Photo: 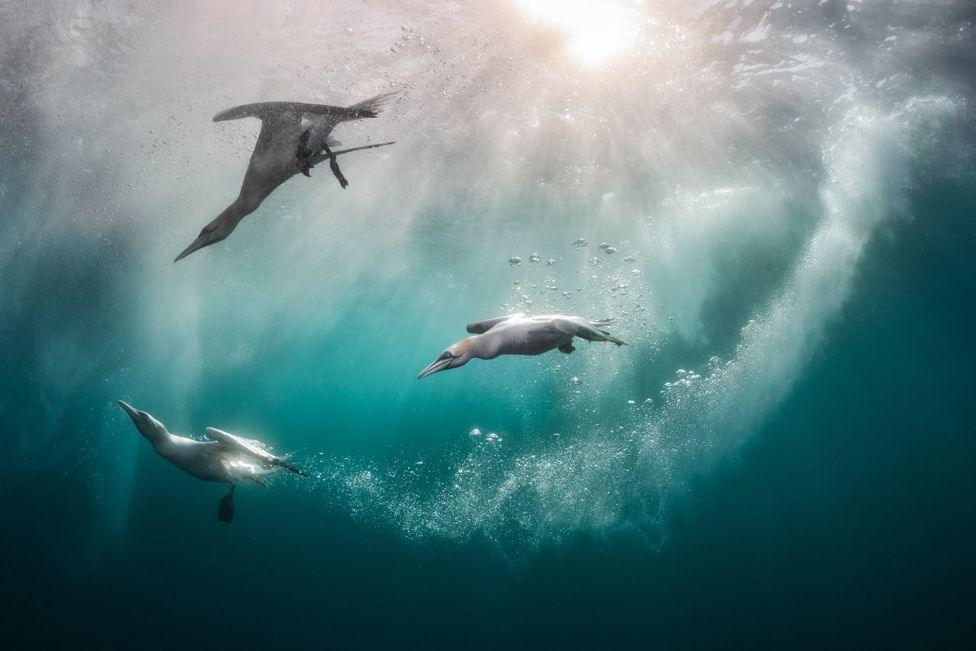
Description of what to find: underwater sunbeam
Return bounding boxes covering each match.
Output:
[2,0,975,645]
[313,98,958,551]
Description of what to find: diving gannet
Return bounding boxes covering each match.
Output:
[174,90,399,262]
[418,313,627,378]
[118,401,307,522]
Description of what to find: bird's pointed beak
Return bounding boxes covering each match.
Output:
[118,400,167,443]
[118,400,149,434]
[174,232,213,262]
[418,357,452,379]
[118,400,139,420]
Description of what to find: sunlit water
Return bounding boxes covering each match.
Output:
[2,0,974,646]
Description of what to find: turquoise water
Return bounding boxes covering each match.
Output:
[2,1,975,647]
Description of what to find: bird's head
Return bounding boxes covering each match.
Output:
[118,401,169,444]
[418,338,476,379]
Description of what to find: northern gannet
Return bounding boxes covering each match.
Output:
[418,314,627,378]
[174,91,399,261]
[118,401,307,523]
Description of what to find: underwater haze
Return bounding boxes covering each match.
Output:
[2,0,975,647]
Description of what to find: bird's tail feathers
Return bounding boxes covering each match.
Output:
[599,331,628,346]
[589,318,626,345]
[346,90,402,118]
[275,458,310,478]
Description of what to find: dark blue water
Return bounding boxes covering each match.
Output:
[2,1,975,648]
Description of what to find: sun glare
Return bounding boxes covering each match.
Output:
[515,0,640,65]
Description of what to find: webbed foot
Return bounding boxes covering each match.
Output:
[322,143,349,189]
[217,484,236,523]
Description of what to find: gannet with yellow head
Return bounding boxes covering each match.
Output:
[118,401,307,522]
[418,313,627,378]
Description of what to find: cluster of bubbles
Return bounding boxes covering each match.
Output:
[468,427,502,443]
[498,237,653,340]
[302,92,958,555]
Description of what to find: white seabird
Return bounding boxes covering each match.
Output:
[118,401,307,523]
[418,313,627,378]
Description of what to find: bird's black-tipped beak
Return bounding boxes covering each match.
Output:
[174,232,214,262]
[118,400,139,419]
[418,357,452,379]
[117,400,167,443]
[117,401,147,432]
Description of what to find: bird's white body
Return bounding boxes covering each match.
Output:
[149,434,271,484]
[467,314,604,357]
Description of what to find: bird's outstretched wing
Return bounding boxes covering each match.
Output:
[205,427,308,476]
[466,313,526,334]
[215,91,400,130]
[214,102,362,126]
[214,102,358,162]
